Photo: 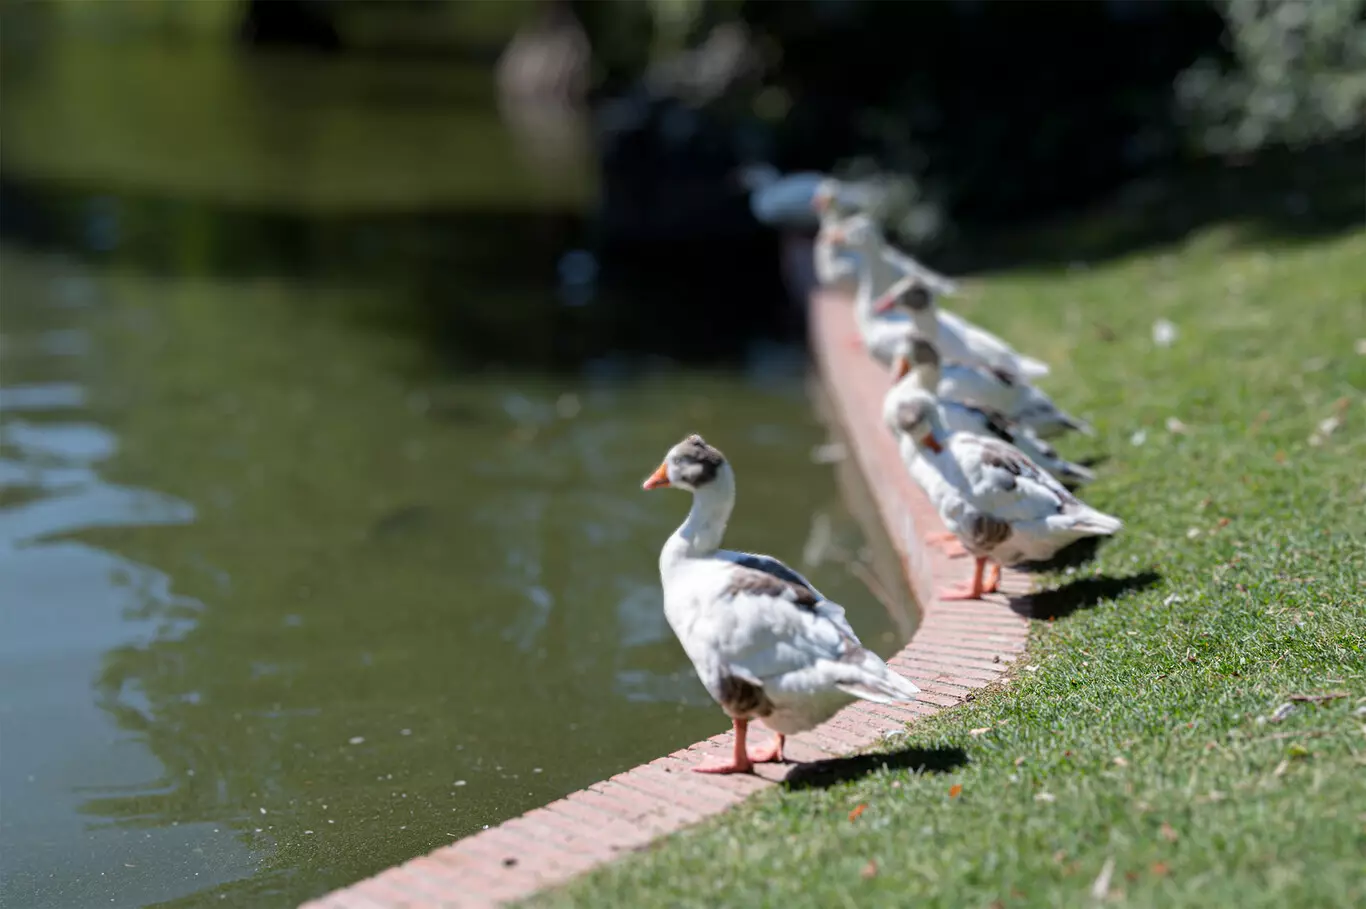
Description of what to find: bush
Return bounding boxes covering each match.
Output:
[1177,0,1366,154]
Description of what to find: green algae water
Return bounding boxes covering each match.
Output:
[0,18,916,909]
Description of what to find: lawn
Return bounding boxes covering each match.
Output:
[530,211,1366,907]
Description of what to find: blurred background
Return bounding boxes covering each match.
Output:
[0,2,1361,907]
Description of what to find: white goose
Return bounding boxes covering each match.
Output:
[886,390,1122,601]
[886,333,1095,488]
[875,280,1092,439]
[810,178,882,287]
[824,216,1050,382]
[643,434,921,773]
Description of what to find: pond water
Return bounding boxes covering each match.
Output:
[0,23,916,909]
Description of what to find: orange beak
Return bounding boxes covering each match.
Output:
[874,292,897,315]
[892,356,911,381]
[642,462,671,490]
[921,433,942,454]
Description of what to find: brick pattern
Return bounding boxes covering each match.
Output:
[302,286,1031,909]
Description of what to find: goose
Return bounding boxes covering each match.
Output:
[886,333,1096,488]
[875,280,1092,439]
[886,391,1122,601]
[825,217,1050,382]
[642,434,921,773]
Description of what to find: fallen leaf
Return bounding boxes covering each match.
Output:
[969,727,991,737]
[1014,756,1026,767]
[860,859,878,879]
[1113,756,1129,767]
[848,803,867,822]
[1159,822,1179,843]
[1288,691,1348,704]
[949,784,963,798]
[1274,449,1287,464]
[1217,517,1231,528]
[1091,857,1116,900]
[1053,850,1067,865]
[1272,759,1290,777]
[1150,862,1170,877]
[1166,416,1189,434]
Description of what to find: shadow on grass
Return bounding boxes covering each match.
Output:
[1017,536,1108,572]
[782,745,968,791]
[947,137,1366,276]
[1009,570,1161,621]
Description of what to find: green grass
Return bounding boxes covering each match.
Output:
[531,221,1366,907]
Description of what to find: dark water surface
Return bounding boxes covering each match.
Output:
[0,21,915,909]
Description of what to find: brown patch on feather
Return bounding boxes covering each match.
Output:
[717,675,773,718]
[967,513,1012,549]
[722,567,820,610]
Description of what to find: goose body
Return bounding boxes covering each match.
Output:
[643,434,920,772]
[886,391,1122,600]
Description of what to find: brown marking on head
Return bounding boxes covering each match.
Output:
[892,396,935,437]
[901,283,934,312]
[907,335,940,368]
[671,434,726,488]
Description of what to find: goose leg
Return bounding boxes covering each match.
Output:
[938,557,987,601]
[983,561,1001,594]
[694,717,754,774]
[747,732,785,764]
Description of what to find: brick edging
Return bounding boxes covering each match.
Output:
[301,286,1031,909]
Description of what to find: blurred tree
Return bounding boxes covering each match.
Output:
[237,0,341,52]
[1177,0,1366,154]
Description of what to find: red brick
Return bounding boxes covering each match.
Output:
[576,784,694,834]
[612,764,747,813]
[542,796,657,849]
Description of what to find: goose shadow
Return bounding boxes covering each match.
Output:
[782,745,968,791]
[1009,570,1161,621]
[1016,536,1109,572]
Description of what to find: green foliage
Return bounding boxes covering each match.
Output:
[1178,0,1366,153]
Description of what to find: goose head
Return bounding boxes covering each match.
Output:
[888,391,944,454]
[890,331,942,383]
[642,434,730,493]
[874,275,935,316]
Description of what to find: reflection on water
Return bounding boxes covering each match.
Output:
[0,20,916,909]
[0,243,915,909]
